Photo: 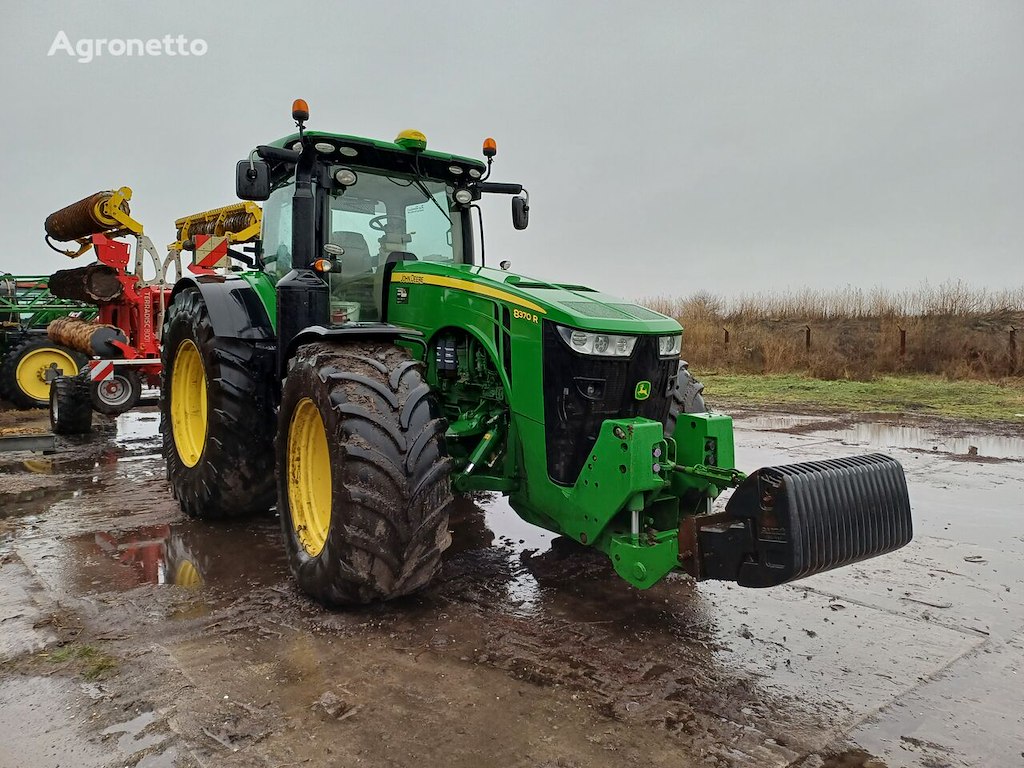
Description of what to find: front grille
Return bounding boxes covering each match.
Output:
[542,321,676,485]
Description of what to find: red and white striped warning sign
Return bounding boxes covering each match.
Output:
[191,235,230,272]
[89,360,115,382]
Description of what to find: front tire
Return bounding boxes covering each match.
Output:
[50,373,93,435]
[160,287,276,519]
[278,342,453,606]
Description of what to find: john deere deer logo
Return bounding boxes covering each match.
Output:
[634,381,651,401]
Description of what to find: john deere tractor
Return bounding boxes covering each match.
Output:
[160,101,912,606]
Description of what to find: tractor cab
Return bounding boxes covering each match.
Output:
[239,105,509,329]
[258,141,477,323]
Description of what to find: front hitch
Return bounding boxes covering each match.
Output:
[512,416,912,593]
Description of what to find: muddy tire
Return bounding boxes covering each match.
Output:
[0,337,87,409]
[160,287,276,519]
[665,361,706,438]
[90,369,142,415]
[278,342,453,606]
[49,373,93,435]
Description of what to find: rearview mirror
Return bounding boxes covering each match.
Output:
[236,159,271,201]
[512,196,529,230]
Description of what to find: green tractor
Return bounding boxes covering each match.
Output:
[160,101,912,606]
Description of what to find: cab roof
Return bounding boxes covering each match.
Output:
[268,131,487,176]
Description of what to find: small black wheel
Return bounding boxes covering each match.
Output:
[50,373,93,435]
[90,369,142,415]
[160,287,277,520]
[665,361,706,439]
[277,341,453,606]
[0,337,87,409]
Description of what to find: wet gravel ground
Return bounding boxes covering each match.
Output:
[0,406,1022,767]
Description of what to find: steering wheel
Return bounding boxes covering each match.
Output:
[369,215,390,232]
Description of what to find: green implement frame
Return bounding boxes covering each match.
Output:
[0,274,97,331]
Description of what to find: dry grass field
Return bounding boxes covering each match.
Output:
[643,282,1024,381]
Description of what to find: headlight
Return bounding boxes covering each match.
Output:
[658,334,682,357]
[557,325,637,357]
[453,188,473,205]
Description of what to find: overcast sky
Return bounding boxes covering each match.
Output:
[1,1,1021,300]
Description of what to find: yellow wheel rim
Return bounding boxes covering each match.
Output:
[174,560,203,589]
[287,398,332,557]
[15,347,79,403]
[170,340,208,468]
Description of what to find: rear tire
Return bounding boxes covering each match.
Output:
[278,342,453,606]
[0,338,87,409]
[665,361,706,439]
[49,373,93,435]
[90,369,142,415]
[160,287,276,519]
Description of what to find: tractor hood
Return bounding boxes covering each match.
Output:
[391,262,681,335]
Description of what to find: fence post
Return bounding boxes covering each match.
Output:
[723,327,730,347]
[898,327,907,357]
[1011,327,1018,373]
[803,325,811,350]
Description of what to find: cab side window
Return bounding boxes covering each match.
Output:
[261,181,293,283]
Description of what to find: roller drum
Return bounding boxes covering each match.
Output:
[176,210,258,244]
[48,316,128,357]
[48,263,123,304]
[44,191,129,242]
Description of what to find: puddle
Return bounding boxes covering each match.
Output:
[737,411,1024,460]
[23,519,289,596]
[100,711,165,754]
[829,422,1024,460]
[114,409,161,448]
[0,676,116,767]
[0,487,76,518]
[0,458,56,475]
[739,414,834,432]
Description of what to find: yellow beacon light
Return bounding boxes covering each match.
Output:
[395,129,427,151]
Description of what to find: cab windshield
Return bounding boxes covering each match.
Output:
[260,170,466,323]
[325,172,463,322]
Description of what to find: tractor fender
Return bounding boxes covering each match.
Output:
[285,324,424,361]
[171,275,274,341]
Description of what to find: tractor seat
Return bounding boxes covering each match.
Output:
[330,231,373,276]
